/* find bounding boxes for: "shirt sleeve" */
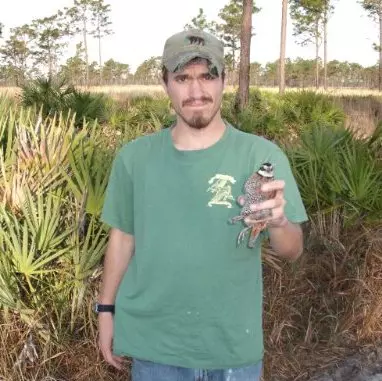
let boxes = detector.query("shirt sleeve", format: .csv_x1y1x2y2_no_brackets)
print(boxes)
100,149,134,235
272,146,308,224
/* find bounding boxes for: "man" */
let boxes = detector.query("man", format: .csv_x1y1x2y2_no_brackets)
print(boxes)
97,29,308,381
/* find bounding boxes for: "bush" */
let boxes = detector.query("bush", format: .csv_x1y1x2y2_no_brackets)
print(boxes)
0,104,113,344
282,90,346,129
20,77,109,127
69,90,109,127
284,122,382,226
222,89,287,140
106,95,175,140
221,89,346,142
20,77,75,118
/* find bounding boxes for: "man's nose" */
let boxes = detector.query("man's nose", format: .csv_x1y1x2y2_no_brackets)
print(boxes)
188,79,204,98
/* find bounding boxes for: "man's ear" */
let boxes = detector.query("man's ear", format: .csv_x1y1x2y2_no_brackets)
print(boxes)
160,77,169,95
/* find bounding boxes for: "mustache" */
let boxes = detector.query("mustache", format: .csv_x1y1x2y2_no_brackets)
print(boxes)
182,96,213,107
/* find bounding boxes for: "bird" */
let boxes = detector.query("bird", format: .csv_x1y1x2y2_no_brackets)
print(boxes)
229,162,276,248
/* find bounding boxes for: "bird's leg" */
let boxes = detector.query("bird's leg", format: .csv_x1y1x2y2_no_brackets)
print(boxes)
229,215,244,224
237,226,252,246
248,222,267,248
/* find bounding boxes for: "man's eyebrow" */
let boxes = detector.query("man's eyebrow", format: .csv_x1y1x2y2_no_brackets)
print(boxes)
174,73,189,79
174,72,214,79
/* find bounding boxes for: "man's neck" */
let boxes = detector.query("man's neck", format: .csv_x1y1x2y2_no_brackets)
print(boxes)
171,115,226,151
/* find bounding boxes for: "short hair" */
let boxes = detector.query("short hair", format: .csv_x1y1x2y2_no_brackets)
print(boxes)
161,57,225,84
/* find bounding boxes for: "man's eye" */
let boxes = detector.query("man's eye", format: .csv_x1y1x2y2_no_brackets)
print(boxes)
203,73,215,80
175,76,187,82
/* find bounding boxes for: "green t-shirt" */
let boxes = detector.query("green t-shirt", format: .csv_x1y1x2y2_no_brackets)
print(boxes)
100,122,308,370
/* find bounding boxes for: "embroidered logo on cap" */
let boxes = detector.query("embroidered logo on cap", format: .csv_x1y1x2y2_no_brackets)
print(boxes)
187,36,205,46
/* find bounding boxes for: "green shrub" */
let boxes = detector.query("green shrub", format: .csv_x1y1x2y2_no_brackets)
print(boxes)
282,90,346,129
222,89,288,140
221,89,347,142
20,77,109,127
69,90,109,127
107,95,175,138
0,105,113,339
284,122,382,226
20,77,75,118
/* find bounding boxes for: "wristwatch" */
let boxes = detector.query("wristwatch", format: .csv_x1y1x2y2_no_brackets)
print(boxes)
94,303,115,314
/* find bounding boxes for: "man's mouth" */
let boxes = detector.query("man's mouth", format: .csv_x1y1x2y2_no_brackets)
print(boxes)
183,97,212,107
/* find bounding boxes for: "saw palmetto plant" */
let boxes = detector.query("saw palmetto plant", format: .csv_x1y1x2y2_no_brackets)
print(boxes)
284,122,382,227
0,104,114,350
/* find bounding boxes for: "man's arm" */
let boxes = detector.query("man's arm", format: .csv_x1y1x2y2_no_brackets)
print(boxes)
98,228,135,304
268,218,304,262
97,228,134,370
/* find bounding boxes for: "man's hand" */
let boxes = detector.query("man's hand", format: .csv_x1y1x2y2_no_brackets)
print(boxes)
98,313,126,370
238,179,304,261
238,180,288,228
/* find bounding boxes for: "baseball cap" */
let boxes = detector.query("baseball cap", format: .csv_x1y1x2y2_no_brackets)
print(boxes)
162,29,225,76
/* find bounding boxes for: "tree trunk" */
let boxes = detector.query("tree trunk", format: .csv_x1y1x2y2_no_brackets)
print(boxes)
232,46,236,85
324,8,328,91
98,34,103,86
238,0,253,110
315,17,320,89
379,7,382,92
48,45,53,79
279,0,288,95
83,16,89,88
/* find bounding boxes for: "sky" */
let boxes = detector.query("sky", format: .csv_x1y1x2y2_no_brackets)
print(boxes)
0,0,380,73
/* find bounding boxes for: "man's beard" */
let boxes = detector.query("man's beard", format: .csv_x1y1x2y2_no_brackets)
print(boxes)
178,96,218,130
180,112,216,129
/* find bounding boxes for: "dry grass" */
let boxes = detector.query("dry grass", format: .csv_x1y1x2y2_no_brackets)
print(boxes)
84,85,166,99
259,86,382,97
0,316,131,381
0,87,19,97
3,85,382,98
262,216,382,380
85,85,382,97
333,95,382,137
86,85,382,99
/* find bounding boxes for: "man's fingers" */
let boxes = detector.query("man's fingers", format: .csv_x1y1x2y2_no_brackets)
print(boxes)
250,198,285,211
101,345,125,370
245,209,284,225
108,357,122,370
261,180,285,193
105,353,124,370
113,355,125,365
237,195,245,206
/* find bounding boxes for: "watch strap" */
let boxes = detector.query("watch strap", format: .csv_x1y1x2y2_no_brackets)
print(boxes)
95,303,115,314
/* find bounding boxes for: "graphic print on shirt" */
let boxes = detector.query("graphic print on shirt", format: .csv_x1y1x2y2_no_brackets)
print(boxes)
207,174,236,208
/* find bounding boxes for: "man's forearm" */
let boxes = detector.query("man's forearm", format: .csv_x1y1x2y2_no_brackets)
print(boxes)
98,228,135,304
268,219,303,261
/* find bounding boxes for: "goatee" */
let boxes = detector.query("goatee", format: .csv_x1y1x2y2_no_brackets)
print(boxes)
182,114,211,129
